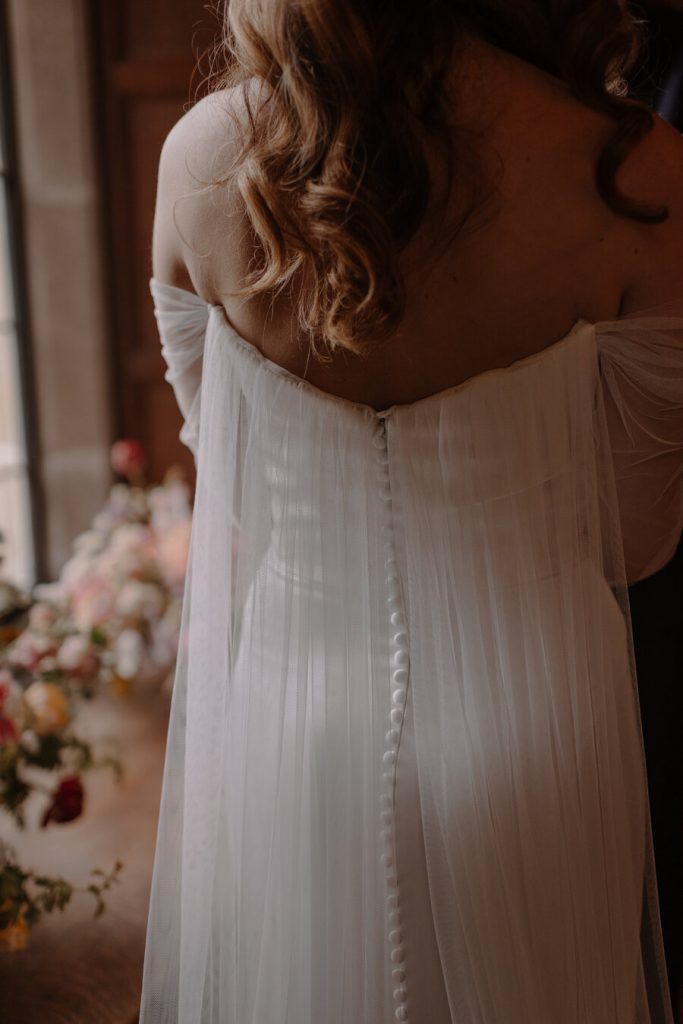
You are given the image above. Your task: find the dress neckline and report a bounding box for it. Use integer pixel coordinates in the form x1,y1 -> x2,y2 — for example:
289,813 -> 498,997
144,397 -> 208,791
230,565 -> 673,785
149,276 -> 683,421
208,302 -> 594,421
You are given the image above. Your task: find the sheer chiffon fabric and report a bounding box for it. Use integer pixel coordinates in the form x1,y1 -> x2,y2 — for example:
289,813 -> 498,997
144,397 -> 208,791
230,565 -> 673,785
140,279 -> 683,1024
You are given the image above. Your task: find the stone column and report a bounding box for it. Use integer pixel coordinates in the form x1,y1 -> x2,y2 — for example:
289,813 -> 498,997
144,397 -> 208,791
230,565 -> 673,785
6,0 -> 113,581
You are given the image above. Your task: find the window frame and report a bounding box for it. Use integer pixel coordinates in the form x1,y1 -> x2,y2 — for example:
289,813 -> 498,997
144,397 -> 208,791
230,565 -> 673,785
0,0 -> 45,588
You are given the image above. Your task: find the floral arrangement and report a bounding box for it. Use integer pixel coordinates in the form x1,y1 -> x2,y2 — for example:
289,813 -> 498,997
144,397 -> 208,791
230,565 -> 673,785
0,438 -> 192,949
0,838 -> 123,952
31,439 -> 193,695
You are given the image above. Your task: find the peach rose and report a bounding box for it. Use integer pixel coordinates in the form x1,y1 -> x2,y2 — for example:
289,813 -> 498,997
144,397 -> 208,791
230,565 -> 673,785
23,682 -> 70,736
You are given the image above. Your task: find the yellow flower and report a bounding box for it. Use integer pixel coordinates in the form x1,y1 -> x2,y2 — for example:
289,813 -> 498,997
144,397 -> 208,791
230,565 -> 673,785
110,673 -> 132,698
0,901 -> 29,952
23,682 -> 70,736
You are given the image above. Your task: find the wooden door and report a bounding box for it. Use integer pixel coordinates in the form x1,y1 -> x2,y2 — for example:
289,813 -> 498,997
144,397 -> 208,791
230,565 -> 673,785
90,1 -> 216,483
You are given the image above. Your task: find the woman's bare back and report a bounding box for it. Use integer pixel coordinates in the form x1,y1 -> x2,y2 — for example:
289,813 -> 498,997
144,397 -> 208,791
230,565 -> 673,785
153,31 -> 683,412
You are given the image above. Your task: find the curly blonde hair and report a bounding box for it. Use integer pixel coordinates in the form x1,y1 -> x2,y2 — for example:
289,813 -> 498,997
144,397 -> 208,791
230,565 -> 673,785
205,0 -> 667,360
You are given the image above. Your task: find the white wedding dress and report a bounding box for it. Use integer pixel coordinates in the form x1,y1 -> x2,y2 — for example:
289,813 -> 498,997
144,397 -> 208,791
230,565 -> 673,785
140,277 -> 683,1024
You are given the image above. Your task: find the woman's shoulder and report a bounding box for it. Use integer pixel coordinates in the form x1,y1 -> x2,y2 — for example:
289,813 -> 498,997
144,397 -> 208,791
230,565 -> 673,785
153,86 -> 256,300
159,82 -> 262,180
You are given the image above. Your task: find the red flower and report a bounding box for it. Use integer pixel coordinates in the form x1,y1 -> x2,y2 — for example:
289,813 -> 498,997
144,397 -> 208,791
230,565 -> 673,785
0,715 -> 17,744
110,438 -> 146,483
41,775 -> 84,827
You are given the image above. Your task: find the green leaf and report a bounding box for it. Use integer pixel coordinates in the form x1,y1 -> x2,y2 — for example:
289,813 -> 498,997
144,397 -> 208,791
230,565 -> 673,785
90,626 -> 107,646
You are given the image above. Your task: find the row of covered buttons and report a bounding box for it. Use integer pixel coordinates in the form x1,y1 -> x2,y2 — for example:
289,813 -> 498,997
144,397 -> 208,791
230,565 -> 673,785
374,416 -> 409,1023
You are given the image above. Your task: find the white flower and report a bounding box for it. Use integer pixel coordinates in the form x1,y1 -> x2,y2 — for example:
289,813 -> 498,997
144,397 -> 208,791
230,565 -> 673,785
149,600 -> 182,667
58,634 -> 89,670
92,483 -> 147,531
72,528 -> 108,558
110,522 -> 151,554
31,581 -> 68,607
57,633 -> 100,680
114,629 -> 144,680
149,479 -> 192,531
20,728 -> 40,755
115,580 -> 165,622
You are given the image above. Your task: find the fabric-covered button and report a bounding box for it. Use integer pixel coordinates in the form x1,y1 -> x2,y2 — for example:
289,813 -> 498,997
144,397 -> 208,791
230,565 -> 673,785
374,419 -> 410,1024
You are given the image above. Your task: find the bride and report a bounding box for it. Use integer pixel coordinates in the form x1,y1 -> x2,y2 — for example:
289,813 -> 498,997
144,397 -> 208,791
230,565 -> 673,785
141,1 -> 683,1021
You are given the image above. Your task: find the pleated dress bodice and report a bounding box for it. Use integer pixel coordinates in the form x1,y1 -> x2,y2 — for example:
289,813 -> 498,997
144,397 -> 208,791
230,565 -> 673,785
140,278 -> 683,1024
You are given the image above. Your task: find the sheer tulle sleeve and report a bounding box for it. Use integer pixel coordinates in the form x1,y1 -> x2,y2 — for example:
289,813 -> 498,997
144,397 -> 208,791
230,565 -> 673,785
596,300 -> 683,584
149,277 -> 209,460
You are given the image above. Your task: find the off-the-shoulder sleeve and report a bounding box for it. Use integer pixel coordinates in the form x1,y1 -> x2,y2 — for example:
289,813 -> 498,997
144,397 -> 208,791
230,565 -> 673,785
596,300 -> 683,584
149,276 -> 210,460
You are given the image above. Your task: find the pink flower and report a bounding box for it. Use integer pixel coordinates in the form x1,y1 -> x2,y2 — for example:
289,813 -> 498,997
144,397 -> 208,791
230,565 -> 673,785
69,575 -> 116,632
7,632 -> 57,672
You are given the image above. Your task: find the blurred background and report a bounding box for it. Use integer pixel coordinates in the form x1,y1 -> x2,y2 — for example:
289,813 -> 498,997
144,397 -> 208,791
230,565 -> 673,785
0,2 -> 681,1022
0,0 -> 221,594
0,5 -> 218,1022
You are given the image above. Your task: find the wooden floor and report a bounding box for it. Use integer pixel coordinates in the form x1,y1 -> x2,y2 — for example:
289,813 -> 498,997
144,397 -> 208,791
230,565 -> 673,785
0,682 -> 170,1024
